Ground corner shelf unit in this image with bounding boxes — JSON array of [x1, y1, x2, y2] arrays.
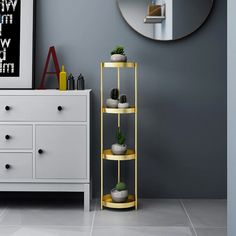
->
[[100, 62, 138, 210]]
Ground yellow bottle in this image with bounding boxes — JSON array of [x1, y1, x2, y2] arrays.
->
[[59, 65, 67, 91]]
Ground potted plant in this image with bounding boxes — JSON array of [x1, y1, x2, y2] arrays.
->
[[106, 88, 119, 108], [111, 128, 127, 155], [118, 94, 130, 108], [110, 46, 127, 62], [111, 182, 128, 203]]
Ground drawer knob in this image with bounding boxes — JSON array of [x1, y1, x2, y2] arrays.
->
[[5, 135, 11, 140], [38, 149, 44, 154], [5, 164, 11, 170], [57, 106, 63, 111], [5, 106, 11, 111]]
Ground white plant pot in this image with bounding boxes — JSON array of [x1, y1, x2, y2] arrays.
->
[[111, 54, 127, 62], [111, 188, 128, 203], [118, 103, 130, 109], [106, 98, 119, 108], [111, 144, 127, 155]]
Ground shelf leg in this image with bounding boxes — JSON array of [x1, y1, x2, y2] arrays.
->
[[117, 67, 120, 91], [117, 67, 121, 184], [84, 184, 90, 212], [118, 160, 121, 183], [117, 67, 121, 128], [135, 63, 138, 210], [101, 159, 103, 210], [101, 63, 104, 210]]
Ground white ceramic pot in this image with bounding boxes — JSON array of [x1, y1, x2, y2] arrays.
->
[[118, 103, 130, 109], [111, 54, 127, 62], [111, 188, 128, 203], [111, 144, 127, 155], [106, 98, 119, 108]]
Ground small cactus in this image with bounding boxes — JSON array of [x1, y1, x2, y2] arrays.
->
[[110, 88, 119, 100], [116, 128, 126, 145], [116, 182, 127, 191], [119, 94, 127, 104]]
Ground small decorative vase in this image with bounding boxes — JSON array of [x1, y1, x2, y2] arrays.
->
[[106, 98, 119, 108], [111, 188, 128, 203], [111, 54, 127, 62], [111, 144, 127, 155], [118, 103, 130, 109], [77, 74, 85, 90], [67, 76, 75, 90]]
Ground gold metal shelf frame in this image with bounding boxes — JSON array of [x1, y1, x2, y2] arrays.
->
[[102, 107, 136, 114], [101, 62, 136, 68], [102, 149, 136, 161], [102, 194, 136, 209], [100, 62, 138, 210]]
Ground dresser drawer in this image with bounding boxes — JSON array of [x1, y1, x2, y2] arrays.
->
[[0, 153, 33, 179], [0, 96, 87, 122], [0, 125, 33, 150]]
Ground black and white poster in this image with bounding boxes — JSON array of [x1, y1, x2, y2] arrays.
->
[[0, 0, 33, 89], [0, 0, 21, 77]]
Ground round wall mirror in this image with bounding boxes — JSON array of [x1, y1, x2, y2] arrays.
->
[[117, 0, 213, 41]]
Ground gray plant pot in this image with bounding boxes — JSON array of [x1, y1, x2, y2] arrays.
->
[[111, 188, 128, 203], [111, 144, 127, 155], [118, 102, 130, 109], [111, 54, 127, 62], [106, 98, 119, 108]]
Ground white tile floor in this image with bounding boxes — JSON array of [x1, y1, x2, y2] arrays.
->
[[0, 199, 226, 236]]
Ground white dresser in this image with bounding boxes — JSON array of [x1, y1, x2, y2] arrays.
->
[[0, 90, 91, 211]]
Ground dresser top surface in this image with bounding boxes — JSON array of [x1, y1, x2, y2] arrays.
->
[[0, 90, 91, 96]]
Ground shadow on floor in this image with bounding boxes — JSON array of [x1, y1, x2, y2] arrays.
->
[[0, 192, 84, 208]]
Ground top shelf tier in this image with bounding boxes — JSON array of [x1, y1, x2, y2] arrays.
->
[[101, 62, 137, 68]]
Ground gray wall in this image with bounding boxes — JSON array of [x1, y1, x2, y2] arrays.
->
[[228, 0, 236, 234], [173, 0, 212, 39], [35, 0, 226, 198]]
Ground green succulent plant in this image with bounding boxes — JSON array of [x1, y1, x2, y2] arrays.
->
[[111, 46, 125, 56], [116, 182, 127, 191], [116, 128, 126, 145]]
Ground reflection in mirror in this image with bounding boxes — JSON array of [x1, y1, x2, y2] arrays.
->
[[118, 0, 213, 41]]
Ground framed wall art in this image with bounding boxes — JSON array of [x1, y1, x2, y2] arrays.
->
[[0, 0, 34, 89]]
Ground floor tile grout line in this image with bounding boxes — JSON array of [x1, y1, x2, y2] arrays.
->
[[86, 225, 208, 229], [180, 200, 198, 236], [0, 225, 92, 228], [90, 199, 97, 236], [0, 224, 226, 229], [194, 226, 227, 229], [0, 225, 215, 229]]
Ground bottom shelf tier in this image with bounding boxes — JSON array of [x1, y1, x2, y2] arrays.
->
[[102, 194, 136, 209]]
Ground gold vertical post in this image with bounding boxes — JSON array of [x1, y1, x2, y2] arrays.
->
[[118, 161, 121, 183], [135, 63, 138, 210], [100, 63, 104, 210], [117, 68, 121, 127], [117, 68, 121, 183]]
